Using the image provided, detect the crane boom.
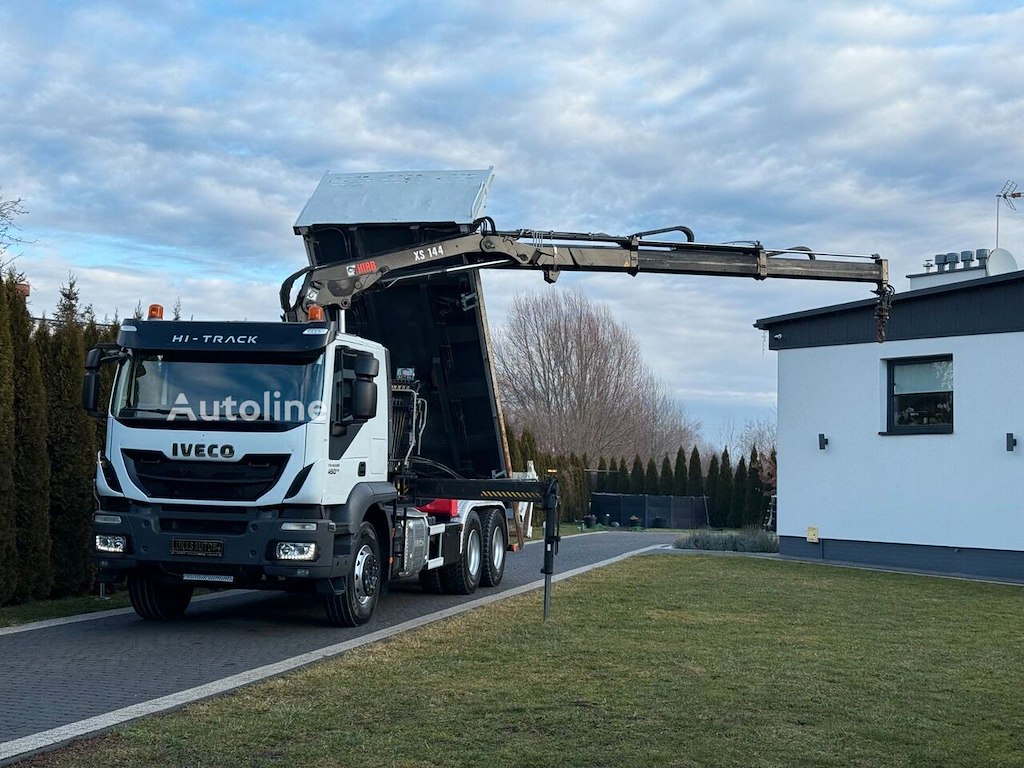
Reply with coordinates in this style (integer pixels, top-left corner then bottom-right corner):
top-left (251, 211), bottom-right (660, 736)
top-left (281, 219), bottom-right (893, 339)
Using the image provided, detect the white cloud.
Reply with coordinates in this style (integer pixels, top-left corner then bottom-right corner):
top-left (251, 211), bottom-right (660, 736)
top-left (2, 0), bottom-right (1023, 443)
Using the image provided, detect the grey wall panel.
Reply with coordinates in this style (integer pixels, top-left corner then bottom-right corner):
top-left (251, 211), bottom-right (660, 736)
top-left (780, 536), bottom-right (1024, 583)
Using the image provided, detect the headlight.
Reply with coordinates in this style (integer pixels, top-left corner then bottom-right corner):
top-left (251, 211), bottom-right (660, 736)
top-left (95, 535), bottom-right (127, 553)
top-left (276, 542), bottom-right (317, 561)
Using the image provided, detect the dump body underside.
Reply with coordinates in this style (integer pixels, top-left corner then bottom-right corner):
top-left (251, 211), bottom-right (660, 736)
top-left (295, 170), bottom-right (508, 479)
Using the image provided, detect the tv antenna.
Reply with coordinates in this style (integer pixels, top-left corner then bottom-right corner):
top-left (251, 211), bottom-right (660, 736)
top-left (996, 180), bottom-right (1021, 248)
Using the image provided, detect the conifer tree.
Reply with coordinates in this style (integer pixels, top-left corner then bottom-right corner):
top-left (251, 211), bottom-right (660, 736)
top-left (645, 457), bottom-right (659, 495)
top-left (552, 454), bottom-right (571, 520)
top-left (729, 456), bottom-right (748, 528)
top-left (717, 448), bottom-right (733, 530)
top-left (575, 453), bottom-right (590, 518)
top-left (595, 456), bottom-right (608, 493)
top-left (658, 454), bottom-right (674, 496)
top-left (629, 454), bottom-right (645, 494)
top-left (506, 429), bottom-right (521, 473)
top-left (603, 457), bottom-right (616, 492)
top-left (6, 275), bottom-right (53, 601)
top-left (705, 454), bottom-right (720, 526)
top-left (42, 280), bottom-right (97, 596)
top-left (564, 452), bottom-right (583, 519)
top-left (0, 281), bottom-right (17, 603)
top-left (616, 458), bottom-right (629, 494)
top-left (686, 446), bottom-right (704, 498)
top-left (672, 446), bottom-right (688, 496)
top-left (747, 446), bottom-right (765, 526)
top-left (519, 430), bottom-right (539, 473)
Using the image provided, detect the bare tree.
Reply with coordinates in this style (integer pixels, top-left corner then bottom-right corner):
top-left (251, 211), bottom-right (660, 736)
top-left (739, 414), bottom-right (777, 496)
top-left (0, 193), bottom-right (29, 270)
top-left (713, 413), bottom-right (777, 458)
top-left (494, 288), bottom-right (701, 459)
top-left (738, 415), bottom-right (776, 456)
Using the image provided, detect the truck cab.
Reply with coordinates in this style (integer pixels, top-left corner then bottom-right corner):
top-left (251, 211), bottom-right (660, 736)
top-left (86, 169), bottom-right (518, 626)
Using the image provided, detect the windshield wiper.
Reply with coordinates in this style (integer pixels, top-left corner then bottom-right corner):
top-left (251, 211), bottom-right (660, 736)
top-left (118, 407), bottom-right (174, 416)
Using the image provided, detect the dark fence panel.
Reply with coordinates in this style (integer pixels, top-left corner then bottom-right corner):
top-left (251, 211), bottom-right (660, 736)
top-left (589, 494), bottom-right (709, 528)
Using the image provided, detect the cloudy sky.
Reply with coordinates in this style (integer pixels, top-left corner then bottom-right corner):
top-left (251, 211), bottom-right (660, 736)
top-left (1, 0), bottom-right (1022, 442)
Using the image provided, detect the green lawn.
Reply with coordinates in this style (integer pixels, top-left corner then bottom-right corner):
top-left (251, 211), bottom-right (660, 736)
top-left (21, 555), bottom-right (1024, 767)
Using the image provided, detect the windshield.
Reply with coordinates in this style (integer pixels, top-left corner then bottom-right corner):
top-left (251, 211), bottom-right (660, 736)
top-left (114, 352), bottom-right (326, 426)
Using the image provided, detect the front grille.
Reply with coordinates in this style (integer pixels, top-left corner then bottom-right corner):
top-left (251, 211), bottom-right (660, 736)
top-left (158, 518), bottom-right (248, 535)
top-left (123, 450), bottom-right (289, 501)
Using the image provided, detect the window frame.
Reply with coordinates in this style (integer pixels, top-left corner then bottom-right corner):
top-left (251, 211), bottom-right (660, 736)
top-left (883, 354), bottom-right (954, 435)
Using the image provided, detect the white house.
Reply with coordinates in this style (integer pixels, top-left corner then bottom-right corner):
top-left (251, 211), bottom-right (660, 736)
top-left (755, 248), bottom-right (1024, 580)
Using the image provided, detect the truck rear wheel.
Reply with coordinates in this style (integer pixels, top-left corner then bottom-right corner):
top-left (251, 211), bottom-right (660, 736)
top-left (441, 510), bottom-right (482, 595)
top-left (479, 508), bottom-right (507, 588)
top-left (128, 575), bottom-right (193, 620)
top-left (325, 521), bottom-right (381, 627)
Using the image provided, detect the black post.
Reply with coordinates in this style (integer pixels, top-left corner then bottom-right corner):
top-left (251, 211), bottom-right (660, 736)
top-left (541, 474), bottom-right (560, 622)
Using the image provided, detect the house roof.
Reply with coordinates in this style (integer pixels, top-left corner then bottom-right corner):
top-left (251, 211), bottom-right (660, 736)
top-left (754, 270), bottom-right (1024, 350)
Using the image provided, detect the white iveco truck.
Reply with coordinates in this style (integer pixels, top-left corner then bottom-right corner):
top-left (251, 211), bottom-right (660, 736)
top-left (84, 169), bottom-right (890, 626)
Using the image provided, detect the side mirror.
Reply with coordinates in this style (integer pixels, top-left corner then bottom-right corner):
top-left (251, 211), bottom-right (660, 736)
top-left (85, 347), bottom-right (104, 371)
top-left (82, 371), bottom-right (101, 416)
top-left (354, 356), bottom-right (380, 378)
top-left (329, 379), bottom-right (378, 436)
top-left (82, 344), bottom-right (123, 418)
top-left (352, 380), bottom-right (377, 420)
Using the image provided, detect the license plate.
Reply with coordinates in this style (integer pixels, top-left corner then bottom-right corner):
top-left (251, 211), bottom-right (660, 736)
top-left (170, 538), bottom-right (224, 557)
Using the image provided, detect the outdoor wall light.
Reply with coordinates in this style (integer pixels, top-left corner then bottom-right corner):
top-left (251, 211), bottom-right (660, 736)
top-left (818, 433), bottom-right (829, 450)
top-left (1007, 433), bottom-right (1018, 452)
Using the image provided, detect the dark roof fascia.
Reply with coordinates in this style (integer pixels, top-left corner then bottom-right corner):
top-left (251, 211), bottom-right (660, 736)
top-left (754, 294), bottom-right (876, 329)
top-left (753, 271), bottom-right (1024, 350)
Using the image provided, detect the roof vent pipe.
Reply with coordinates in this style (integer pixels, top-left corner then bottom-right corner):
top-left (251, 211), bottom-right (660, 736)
top-left (977, 248), bottom-right (990, 269)
top-left (961, 250), bottom-right (974, 267)
top-left (947, 252), bottom-right (960, 270)
top-left (935, 253), bottom-right (947, 272)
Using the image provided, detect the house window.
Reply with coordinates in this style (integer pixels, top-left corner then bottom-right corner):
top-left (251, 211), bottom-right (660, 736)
top-left (887, 356), bottom-right (953, 434)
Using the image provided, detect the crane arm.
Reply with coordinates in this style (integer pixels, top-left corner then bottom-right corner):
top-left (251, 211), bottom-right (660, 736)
top-left (281, 220), bottom-right (892, 339)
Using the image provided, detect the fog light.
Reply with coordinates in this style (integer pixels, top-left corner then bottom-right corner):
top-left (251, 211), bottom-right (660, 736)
top-left (276, 542), bottom-right (317, 561)
top-left (281, 522), bottom-right (317, 532)
top-left (94, 514), bottom-right (122, 524)
top-left (95, 535), bottom-right (127, 553)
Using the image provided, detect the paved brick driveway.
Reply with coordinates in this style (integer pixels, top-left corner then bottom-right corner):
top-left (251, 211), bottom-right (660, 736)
top-left (0, 531), bottom-right (677, 758)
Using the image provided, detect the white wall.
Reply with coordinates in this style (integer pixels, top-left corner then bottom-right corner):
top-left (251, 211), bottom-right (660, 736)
top-left (777, 331), bottom-right (1024, 551)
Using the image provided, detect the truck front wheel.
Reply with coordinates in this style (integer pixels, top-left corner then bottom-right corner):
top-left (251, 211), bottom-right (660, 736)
top-left (128, 575), bottom-right (194, 620)
top-left (441, 510), bottom-right (482, 595)
top-left (418, 568), bottom-right (445, 594)
top-left (325, 522), bottom-right (381, 627)
top-left (479, 508), bottom-right (507, 588)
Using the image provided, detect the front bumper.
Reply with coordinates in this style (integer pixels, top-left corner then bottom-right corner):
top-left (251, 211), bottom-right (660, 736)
top-left (93, 504), bottom-right (351, 586)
